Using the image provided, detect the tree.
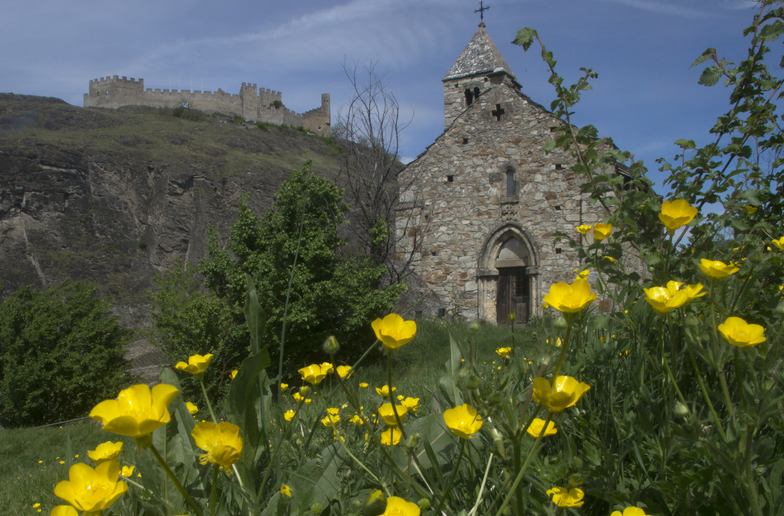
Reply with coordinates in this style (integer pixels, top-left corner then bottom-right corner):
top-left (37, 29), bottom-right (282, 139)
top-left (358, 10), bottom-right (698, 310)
top-left (334, 60), bottom-right (426, 284)
top-left (0, 281), bottom-right (133, 427)
top-left (197, 161), bottom-right (405, 372)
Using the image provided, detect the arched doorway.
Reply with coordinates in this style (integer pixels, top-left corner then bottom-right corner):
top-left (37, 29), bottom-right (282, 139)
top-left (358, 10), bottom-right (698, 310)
top-left (495, 238), bottom-right (530, 325)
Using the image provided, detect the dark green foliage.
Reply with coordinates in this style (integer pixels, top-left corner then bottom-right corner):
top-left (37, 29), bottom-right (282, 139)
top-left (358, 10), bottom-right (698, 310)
top-left (198, 161), bottom-right (404, 372)
top-left (0, 281), bottom-right (132, 427)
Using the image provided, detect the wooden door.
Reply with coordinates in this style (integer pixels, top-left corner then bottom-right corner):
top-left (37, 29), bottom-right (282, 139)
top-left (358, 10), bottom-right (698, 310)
top-left (497, 268), bottom-right (529, 326)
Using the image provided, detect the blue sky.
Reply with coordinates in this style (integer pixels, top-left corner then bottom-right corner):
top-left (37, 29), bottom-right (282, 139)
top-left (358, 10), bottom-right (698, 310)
top-left (1, 0), bottom-right (762, 190)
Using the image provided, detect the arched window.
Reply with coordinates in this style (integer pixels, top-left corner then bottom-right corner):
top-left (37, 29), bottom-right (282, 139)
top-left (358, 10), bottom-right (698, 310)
top-left (464, 88), bottom-right (474, 106)
top-left (506, 168), bottom-right (515, 196)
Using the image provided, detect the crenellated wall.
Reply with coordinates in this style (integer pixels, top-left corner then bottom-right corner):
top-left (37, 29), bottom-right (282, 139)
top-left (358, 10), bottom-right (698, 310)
top-left (84, 76), bottom-right (331, 136)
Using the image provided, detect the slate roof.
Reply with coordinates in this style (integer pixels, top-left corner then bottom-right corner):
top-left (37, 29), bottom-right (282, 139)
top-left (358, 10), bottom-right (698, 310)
top-left (443, 23), bottom-right (519, 84)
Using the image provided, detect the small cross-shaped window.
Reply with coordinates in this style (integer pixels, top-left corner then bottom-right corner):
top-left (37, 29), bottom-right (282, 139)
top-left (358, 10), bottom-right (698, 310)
top-left (492, 104), bottom-right (505, 121)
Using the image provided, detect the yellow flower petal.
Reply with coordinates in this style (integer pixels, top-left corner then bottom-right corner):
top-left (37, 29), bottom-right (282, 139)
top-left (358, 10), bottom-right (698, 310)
top-left (546, 487), bottom-right (584, 507)
top-left (718, 316), bottom-right (766, 348)
top-left (533, 376), bottom-right (590, 413)
top-left (443, 404), bottom-right (483, 438)
top-left (593, 223), bottom-right (612, 241)
top-left (371, 314), bottom-right (417, 351)
top-left (658, 199), bottom-right (698, 233)
top-left (542, 278), bottom-right (597, 313)
top-left (698, 259), bottom-right (739, 279)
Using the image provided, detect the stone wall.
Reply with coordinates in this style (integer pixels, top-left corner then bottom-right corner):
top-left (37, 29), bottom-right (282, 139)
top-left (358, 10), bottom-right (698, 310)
top-left (84, 76), bottom-right (331, 136)
top-left (396, 79), bottom-right (608, 322)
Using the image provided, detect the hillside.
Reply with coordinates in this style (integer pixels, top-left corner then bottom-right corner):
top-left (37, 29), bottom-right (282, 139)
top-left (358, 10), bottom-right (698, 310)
top-left (0, 93), bottom-right (345, 328)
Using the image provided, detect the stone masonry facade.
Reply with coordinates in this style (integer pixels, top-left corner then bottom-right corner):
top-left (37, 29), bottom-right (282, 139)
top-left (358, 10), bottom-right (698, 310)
top-left (396, 23), bottom-right (612, 323)
top-left (84, 76), bottom-right (331, 136)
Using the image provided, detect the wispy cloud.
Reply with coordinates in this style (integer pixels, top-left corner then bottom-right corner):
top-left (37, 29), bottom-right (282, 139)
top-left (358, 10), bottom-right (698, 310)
top-left (598, 0), bottom-right (716, 18)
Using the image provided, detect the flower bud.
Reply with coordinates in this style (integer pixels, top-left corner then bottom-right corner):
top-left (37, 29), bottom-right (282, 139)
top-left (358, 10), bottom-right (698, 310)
top-left (466, 375), bottom-right (481, 390)
top-left (363, 490), bottom-right (387, 516)
top-left (750, 250), bottom-right (764, 264)
top-left (404, 432), bottom-right (421, 451)
top-left (323, 335), bottom-right (340, 355)
top-left (489, 392), bottom-right (504, 406)
top-left (310, 503), bottom-right (324, 515)
top-left (352, 500), bottom-right (362, 510)
top-left (554, 316), bottom-right (568, 330)
top-left (509, 312), bottom-right (516, 322)
top-left (457, 369), bottom-right (469, 380)
top-left (469, 319), bottom-right (480, 332)
top-left (685, 314), bottom-right (700, 328)
top-left (648, 266), bottom-right (655, 273)
top-left (300, 386), bottom-right (310, 396)
top-left (673, 401), bottom-right (689, 417)
top-left (418, 498), bottom-right (431, 511)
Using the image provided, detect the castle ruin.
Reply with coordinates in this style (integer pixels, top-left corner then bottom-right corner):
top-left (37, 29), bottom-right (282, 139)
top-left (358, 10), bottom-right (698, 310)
top-left (84, 76), bottom-right (331, 136)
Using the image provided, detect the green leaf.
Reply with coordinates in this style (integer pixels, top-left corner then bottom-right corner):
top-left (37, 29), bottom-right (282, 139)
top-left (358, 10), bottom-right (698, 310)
top-left (690, 48), bottom-right (715, 68)
top-left (698, 65), bottom-right (722, 87)
top-left (439, 333), bottom-right (464, 407)
top-left (512, 28), bottom-right (538, 51)
top-left (244, 274), bottom-right (266, 355)
top-left (674, 138), bottom-right (697, 150)
top-left (759, 20), bottom-right (784, 41)
top-left (227, 349), bottom-right (271, 468)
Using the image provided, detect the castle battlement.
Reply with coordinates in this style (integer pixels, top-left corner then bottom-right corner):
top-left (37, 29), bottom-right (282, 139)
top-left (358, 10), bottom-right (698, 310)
top-left (84, 75), bottom-right (331, 136)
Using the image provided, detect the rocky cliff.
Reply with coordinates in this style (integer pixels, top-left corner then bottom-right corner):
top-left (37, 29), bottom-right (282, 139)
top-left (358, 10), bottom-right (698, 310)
top-left (0, 94), bottom-right (344, 329)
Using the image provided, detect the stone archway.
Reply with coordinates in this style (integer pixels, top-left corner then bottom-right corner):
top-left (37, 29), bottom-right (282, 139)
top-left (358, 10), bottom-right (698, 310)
top-left (477, 224), bottom-right (539, 325)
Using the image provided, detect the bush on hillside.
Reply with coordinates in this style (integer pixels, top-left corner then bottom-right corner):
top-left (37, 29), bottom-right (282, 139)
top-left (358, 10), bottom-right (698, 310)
top-left (0, 281), bottom-right (133, 428)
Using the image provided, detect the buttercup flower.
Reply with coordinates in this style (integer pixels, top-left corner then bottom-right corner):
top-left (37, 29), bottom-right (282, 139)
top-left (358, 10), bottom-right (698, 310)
top-left (321, 411), bottom-right (340, 428)
top-left (280, 484), bottom-right (293, 499)
top-left (576, 270), bottom-right (589, 280)
top-left (336, 365), bottom-right (353, 379)
top-left (175, 354), bottom-right (214, 378)
top-left (378, 403), bottom-right (408, 426)
top-left (54, 461), bottom-right (128, 513)
top-left (380, 427), bottom-right (402, 446)
top-left (293, 392), bottom-right (304, 402)
top-left (533, 376), bottom-right (590, 413)
top-left (644, 280), bottom-right (705, 314)
top-left (576, 224), bottom-right (591, 235)
top-left (380, 496), bottom-right (421, 516)
top-left (772, 236), bottom-right (784, 251)
top-left (298, 363), bottom-right (333, 385)
top-left (495, 347), bottom-right (511, 358)
top-left (611, 507), bottom-right (650, 516)
top-left (372, 314), bottom-right (417, 351)
top-left (526, 418), bottom-right (557, 438)
top-left (659, 199), bottom-right (698, 233)
top-left (542, 277), bottom-right (597, 313)
top-left (718, 317), bottom-right (766, 348)
top-left (284, 410), bottom-right (295, 422)
top-left (191, 422), bottom-right (243, 471)
top-left (699, 259), bottom-right (739, 279)
top-left (280, 383), bottom-right (289, 391)
top-left (546, 487), bottom-right (584, 507)
top-left (360, 382), bottom-right (369, 389)
top-left (89, 384), bottom-right (179, 445)
top-left (186, 402), bottom-right (199, 415)
top-left (444, 404), bottom-right (483, 438)
top-left (376, 385), bottom-right (396, 396)
top-left (120, 465), bottom-right (134, 477)
top-left (746, 205), bottom-right (758, 214)
top-left (230, 370), bottom-right (238, 379)
top-left (52, 507), bottom-right (78, 516)
top-left (401, 397), bottom-right (420, 412)
top-left (87, 441), bottom-right (123, 464)
top-left (594, 223), bottom-right (612, 241)
top-left (350, 415), bottom-right (364, 425)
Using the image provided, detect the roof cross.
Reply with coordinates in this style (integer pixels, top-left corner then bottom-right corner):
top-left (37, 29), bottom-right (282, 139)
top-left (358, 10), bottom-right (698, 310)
top-left (474, 1), bottom-right (490, 22)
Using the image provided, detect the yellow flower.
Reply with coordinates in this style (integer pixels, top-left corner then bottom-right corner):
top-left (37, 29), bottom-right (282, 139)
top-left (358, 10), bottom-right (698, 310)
top-left (772, 236), bottom-right (784, 251)
top-left (380, 496), bottom-right (421, 516)
top-left (376, 385), bottom-right (396, 396)
top-left (280, 383), bottom-right (289, 391)
top-left (378, 403), bottom-right (408, 426)
top-left (576, 224), bottom-right (591, 235)
top-left (304, 398), bottom-right (312, 404)
top-left (89, 384), bottom-right (179, 446)
top-left (542, 277), bottom-right (597, 313)
top-left (186, 402), bottom-right (199, 416)
top-left (350, 415), bottom-right (364, 425)
top-left (230, 370), bottom-right (238, 379)
top-left (292, 392), bottom-right (303, 402)
top-left (526, 418), bottom-right (557, 438)
top-left (284, 410), bottom-right (295, 422)
top-left (87, 441), bottom-right (123, 464)
top-left (175, 354), bottom-right (214, 378)
top-left (298, 363), bottom-right (333, 385)
top-left (280, 484), bottom-right (293, 499)
top-left (54, 461), bottom-right (128, 513)
top-left (576, 270), bottom-right (589, 280)
top-left (380, 427), bottom-right (402, 446)
top-left (611, 507), bottom-right (650, 516)
top-left (336, 365), bottom-right (353, 379)
top-left (533, 376), bottom-right (590, 413)
top-left (321, 412), bottom-right (340, 428)
top-left (593, 223), bottom-right (612, 241)
top-left (546, 487), bottom-right (584, 507)
top-left (718, 317), bottom-right (766, 348)
top-left (603, 255), bottom-right (617, 263)
top-left (360, 382), bottom-right (369, 389)
top-left (191, 422), bottom-right (243, 471)
top-left (658, 199), bottom-right (698, 233)
top-left (401, 397), bottom-right (420, 412)
top-left (120, 465), bottom-right (134, 477)
top-left (371, 313), bottom-right (417, 351)
top-left (495, 347), bottom-right (511, 358)
top-left (443, 404), bottom-right (483, 438)
top-left (644, 280), bottom-right (705, 314)
top-left (51, 506), bottom-right (79, 516)
top-left (698, 259), bottom-right (739, 279)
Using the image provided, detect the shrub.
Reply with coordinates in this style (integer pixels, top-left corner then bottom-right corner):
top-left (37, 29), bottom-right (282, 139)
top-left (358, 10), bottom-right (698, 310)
top-left (0, 281), bottom-right (133, 427)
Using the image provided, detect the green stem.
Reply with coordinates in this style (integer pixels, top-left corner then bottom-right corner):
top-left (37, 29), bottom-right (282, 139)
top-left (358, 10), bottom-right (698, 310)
top-left (387, 353), bottom-right (407, 438)
top-left (660, 318), bottom-right (688, 408)
top-left (150, 444), bottom-right (205, 516)
top-left (200, 379), bottom-right (218, 424)
top-left (210, 464), bottom-right (219, 516)
top-left (686, 344), bottom-right (727, 442)
top-left (551, 319), bottom-right (573, 382)
top-left (433, 438), bottom-right (466, 516)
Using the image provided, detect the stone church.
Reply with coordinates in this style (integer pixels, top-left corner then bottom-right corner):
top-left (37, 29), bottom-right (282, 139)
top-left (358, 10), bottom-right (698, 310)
top-left (395, 22), bottom-right (612, 324)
